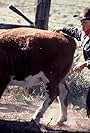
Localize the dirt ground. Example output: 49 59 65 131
0 1 90 133
0 87 90 133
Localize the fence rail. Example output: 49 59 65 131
0 1 90 29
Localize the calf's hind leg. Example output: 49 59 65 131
32 91 53 123
31 79 59 123
56 81 69 125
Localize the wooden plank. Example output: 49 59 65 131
35 0 51 30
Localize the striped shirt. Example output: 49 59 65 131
62 27 90 69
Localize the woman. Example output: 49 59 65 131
53 7 90 117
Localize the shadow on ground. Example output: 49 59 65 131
40 124 90 133
0 119 42 133
0 119 89 133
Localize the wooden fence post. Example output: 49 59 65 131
35 0 51 30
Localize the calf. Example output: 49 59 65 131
0 28 76 125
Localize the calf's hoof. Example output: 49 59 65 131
56 117 67 126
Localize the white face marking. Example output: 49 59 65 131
8 71 49 90
57 81 68 124
32 92 51 122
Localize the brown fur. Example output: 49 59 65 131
0 28 76 101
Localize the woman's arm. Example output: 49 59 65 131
62 27 82 41
53 27 82 41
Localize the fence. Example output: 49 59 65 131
0 0 90 30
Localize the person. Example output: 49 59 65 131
53 7 90 117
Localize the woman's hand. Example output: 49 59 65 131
73 62 87 72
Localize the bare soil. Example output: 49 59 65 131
0 87 90 133
0 1 90 132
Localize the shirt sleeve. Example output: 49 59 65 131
86 60 90 69
85 40 90 69
62 27 82 41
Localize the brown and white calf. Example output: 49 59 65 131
0 28 76 125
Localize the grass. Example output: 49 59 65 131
0 0 90 29
49 0 90 30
